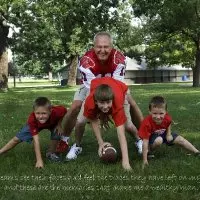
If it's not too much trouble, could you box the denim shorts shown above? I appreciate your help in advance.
[16,124,61,144]
[149,131,178,146]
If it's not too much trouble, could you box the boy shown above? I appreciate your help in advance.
[0,97,69,168]
[139,96,200,167]
[81,77,139,171]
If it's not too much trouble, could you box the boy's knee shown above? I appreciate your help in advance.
[174,135,185,144]
[153,137,163,146]
[12,137,21,143]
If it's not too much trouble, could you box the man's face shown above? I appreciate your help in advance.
[34,106,51,124]
[94,35,112,62]
[149,106,166,125]
[96,100,113,113]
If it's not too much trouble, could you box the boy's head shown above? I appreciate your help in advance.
[149,96,167,125]
[33,97,52,124]
[94,84,114,113]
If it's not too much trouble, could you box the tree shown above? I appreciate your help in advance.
[0,9,9,91]
[131,0,200,87]
[5,0,128,86]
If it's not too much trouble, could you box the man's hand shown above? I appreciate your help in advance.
[98,142,112,156]
[35,160,44,168]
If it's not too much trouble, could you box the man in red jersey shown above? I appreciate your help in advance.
[62,32,143,160]
[0,97,68,168]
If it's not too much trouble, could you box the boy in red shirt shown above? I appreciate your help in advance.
[139,96,200,168]
[83,77,137,170]
[0,97,68,168]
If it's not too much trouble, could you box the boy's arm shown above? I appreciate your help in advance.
[116,125,132,171]
[90,118,111,156]
[33,134,44,168]
[166,124,173,142]
[142,139,149,167]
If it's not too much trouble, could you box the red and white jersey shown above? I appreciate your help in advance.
[79,48,126,88]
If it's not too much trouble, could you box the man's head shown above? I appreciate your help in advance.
[33,97,52,124]
[94,84,114,113]
[93,32,113,63]
[149,96,167,125]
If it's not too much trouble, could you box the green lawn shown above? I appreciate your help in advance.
[0,82,200,200]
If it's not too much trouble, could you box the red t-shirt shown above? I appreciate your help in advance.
[27,106,67,136]
[83,77,127,127]
[139,113,172,140]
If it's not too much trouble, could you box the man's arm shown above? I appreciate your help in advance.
[33,134,44,168]
[127,93,143,129]
[116,125,132,171]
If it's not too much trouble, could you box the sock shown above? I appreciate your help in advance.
[61,136,69,143]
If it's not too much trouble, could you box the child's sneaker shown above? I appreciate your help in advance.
[56,140,69,153]
[46,152,61,162]
[66,143,82,160]
[147,152,155,159]
[135,139,143,154]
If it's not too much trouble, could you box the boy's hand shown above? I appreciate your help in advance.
[122,162,132,171]
[98,142,112,156]
[166,134,173,143]
[142,160,149,170]
[35,160,44,168]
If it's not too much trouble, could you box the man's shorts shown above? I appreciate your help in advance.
[149,131,179,146]
[73,84,89,101]
[16,124,61,144]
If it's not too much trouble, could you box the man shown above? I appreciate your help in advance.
[62,32,143,160]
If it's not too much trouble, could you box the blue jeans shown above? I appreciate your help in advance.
[16,124,61,143]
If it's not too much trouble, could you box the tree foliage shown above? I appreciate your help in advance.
[131,0,200,86]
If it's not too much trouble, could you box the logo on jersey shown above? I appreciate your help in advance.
[114,51,125,65]
[80,56,95,69]
[154,129,166,135]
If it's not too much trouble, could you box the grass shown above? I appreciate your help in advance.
[0,82,200,200]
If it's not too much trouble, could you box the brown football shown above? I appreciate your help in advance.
[100,146,117,163]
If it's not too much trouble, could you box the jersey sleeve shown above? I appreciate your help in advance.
[27,113,39,136]
[79,56,96,89]
[112,51,126,82]
[138,119,152,140]
[54,106,67,118]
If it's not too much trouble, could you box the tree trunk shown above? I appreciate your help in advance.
[67,55,78,86]
[48,70,53,81]
[193,49,200,87]
[0,50,8,91]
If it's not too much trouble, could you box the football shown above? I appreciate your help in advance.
[100,145,117,163]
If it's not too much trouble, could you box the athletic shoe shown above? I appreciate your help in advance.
[56,140,69,153]
[46,152,61,162]
[66,143,82,160]
[147,152,155,159]
[135,139,143,154]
